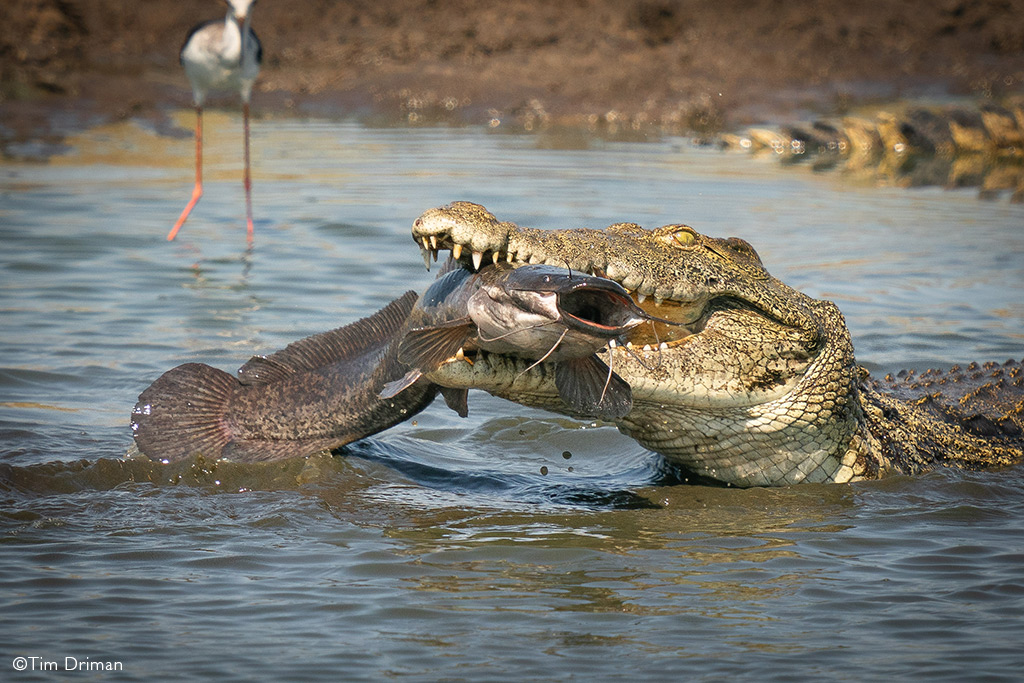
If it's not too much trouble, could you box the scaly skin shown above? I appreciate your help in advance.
[410,202,1024,486]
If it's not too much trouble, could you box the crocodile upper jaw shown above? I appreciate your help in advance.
[410,202,822,411]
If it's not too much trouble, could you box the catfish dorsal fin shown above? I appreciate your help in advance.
[238,291,419,385]
[396,318,474,371]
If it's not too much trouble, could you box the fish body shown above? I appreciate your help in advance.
[383,262,649,418]
[131,293,447,463]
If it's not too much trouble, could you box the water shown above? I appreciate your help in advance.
[2,113,1023,681]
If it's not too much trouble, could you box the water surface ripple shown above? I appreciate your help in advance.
[1,118,1022,681]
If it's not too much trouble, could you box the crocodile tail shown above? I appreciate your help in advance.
[131,362,238,462]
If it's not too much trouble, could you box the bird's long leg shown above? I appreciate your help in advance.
[242,101,254,244]
[168,105,204,241]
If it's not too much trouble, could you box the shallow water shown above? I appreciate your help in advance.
[1,113,1023,681]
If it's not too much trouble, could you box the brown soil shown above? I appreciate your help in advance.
[2,0,1024,150]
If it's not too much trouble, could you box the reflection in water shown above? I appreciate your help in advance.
[752,146,1024,201]
[722,103,1024,201]
[183,242,255,281]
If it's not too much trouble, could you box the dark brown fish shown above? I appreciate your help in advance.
[131,293,465,463]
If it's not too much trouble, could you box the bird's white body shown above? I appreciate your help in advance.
[181,2,261,106]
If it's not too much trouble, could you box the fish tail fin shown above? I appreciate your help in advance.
[131,362,238,462]
[555,356,633,420]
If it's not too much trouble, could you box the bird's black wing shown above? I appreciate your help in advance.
[180,19,220,63]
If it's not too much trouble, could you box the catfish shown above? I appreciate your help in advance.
[381,261,650,419]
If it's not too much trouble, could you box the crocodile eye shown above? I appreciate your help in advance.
[671,228,697,248]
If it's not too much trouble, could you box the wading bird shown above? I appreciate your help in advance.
[168,0,262,243]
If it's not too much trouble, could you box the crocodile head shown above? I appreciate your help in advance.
[411,202,874,487]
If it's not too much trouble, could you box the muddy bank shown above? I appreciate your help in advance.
[2,0,1024,150]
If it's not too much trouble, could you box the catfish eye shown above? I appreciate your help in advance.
[671,228,697,248]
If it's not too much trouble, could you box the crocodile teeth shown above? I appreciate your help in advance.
[506,251,515,264]
[421,237,430,251]
[636,292,646,303]
[429,235,438,250]
[472,251,483,271]
[492,252,501,266]
[452,244,463,260]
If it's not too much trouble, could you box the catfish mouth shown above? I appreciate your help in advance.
[419,241,706,349]
[557,287,644,336]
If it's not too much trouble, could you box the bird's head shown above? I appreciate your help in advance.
[225,0,257,22]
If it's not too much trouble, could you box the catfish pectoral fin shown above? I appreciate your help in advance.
[379,368,423,399]
[132,362,238,462]
[594,371,633,420]
[440,387,470,418]
[397,318,474,370]
[555,356,633,420]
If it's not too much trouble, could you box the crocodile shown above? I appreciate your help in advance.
[409,201,1024,486]
[720,102,1024,202]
